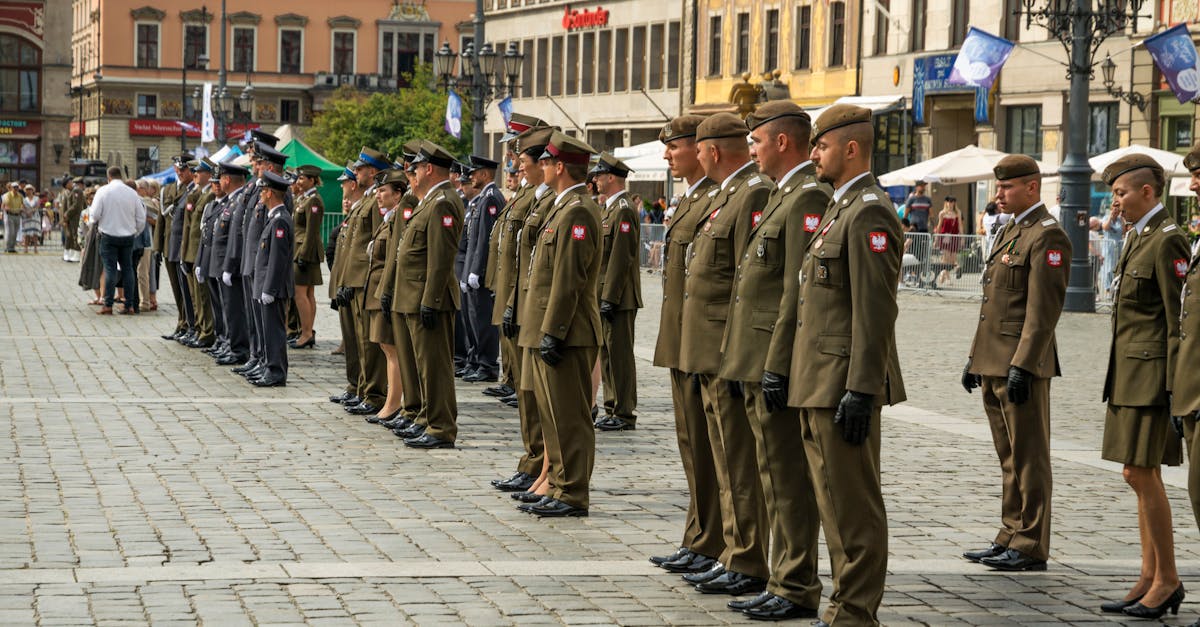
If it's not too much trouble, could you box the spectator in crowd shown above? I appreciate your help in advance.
[934,195,964,285]
[78,188,104,304]
[19,185,42,253]
[1088,216,1104,300]
[978,201,1007,258]
[2,181,24,252]
[136,178,161,312]
[1100,200,1124,293]
[90,166,146,314]
[904,180,933,232]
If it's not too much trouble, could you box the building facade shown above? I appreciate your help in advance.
[72,0,472,177]
[1,0,73,188]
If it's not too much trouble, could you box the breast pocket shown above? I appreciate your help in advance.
[706,222,733,267]
[812,241,844,288]
[538,229,557,271]
[404,222,427,257]
[751,225,782,268]
[997,259,1028,291]
[1121,263,1154,302]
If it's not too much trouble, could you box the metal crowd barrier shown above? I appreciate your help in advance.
[640,222,666,272]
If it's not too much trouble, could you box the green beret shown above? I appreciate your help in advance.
[296,164,323,184]
[1101,153,1162,186]
[812,104,871,144]
[1184,141,1200,173]
[746,101,810,132]
[696,113,748,142]
[992,154,1041,181]
[659,115,706,143]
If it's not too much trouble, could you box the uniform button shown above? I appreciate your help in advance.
[982,296,988,303]
[798,298,805,305]
[797,321,802,327]
[736,297,740,302]
[980,314,985,320]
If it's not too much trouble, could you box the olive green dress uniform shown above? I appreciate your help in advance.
[517,181,602,509]
[789,108,905,624]
[344,184,387,408]
[490,182,533,393]
[678,154,772,581]
[597,189,643,425]
[64,186,84,252]
[724,154,829,608]
[366,204,399,344]
[378,190,421,419]
[328,193,362,399]
[1176,145,1200,531]
[653,168,724,560]
[293,187,324,285]
[157,177,188,334]
[184,182,216,343]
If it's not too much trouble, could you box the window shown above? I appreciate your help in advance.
[873,0,889,56]
[950,1,970,47]
[735,13,750,74]
[1006,106,1043,157]
[521,39,534,98]
[0,34,40,113]
[280,98,300,124]
[910,0,927,52]
[1164,116,1193,152]
[708,15,722,76]
[280,29,302,73]
[764,10,779,72]
[381,31,435,85]
[631,26,646,90]
[667,21,680,89]
[233,27,254,73]
[597,31,611,92]
[550,35,563,96]
[581,32,595,94]
[535,38,548,97]
[184,24,208,69]
[829,2,846,67]
[1003,0,1024,41]
[1088,103,1118,155]
[135,23,159,68]
[333,31,355,75]
[795,6,811,70]
[136,147,159,177]
[614,28,628,91]
[136,94,156,118]
[566,33,578,96]
[649,23,664,90]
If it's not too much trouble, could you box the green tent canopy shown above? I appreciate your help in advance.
[277,135,344,246]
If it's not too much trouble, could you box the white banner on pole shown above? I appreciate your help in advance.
[201,82,215,143]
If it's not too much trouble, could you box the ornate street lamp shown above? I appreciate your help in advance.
[1100,54,1148,112]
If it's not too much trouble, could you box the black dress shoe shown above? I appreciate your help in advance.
[177,331,197,345]
[742,594,818,620]
[1123,586,1185,619]
[216,354,246,366]
[404,433,454,449]
[728,591,773,611]
[499,394,518,403]
[1101,594,1144,613]
[381,417,411,431]
[511,491,545,503]
[191,338,215,349]
[814,621,830,627]
[663,552,718,574]
[595,415,635,431]
[483,384,515,398]
[341,395,363,407]
[454,367,469,378]
[979,548,1047,571]
[493,472,535,492]
[963,543,1006,562]
[503,398,519,408]
[329,391,353,403]
[251,376,286,387]
[463,371,498,383]
[161,331,180,340]
[242,366,265,380]
[682,564,726,584]
[650,547,690,567]
[233,360,258,373]
[346,402,381,416]
[517,496,552,512]
[528,497,587,517]
[395,423,426,439]
[696,570,767,595]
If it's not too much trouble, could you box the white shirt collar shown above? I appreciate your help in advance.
[831,171,871,202]
[555,182,587,206]
[685,176,710,197]
[423,179,449,201]
[534,183,550,200]
[720,161,755,191]
[776,161,812,189]
[605,189,627,208]
[1014,201,1045,225]
[1133,203,1164,234]
[268,203,286,217]
[520,177,527,187]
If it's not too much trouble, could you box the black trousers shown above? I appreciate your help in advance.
[260,297,289,381]
[242,275,262,362]
[221,276,250,358]
[164,259,189,331]
[174,261,195,328]
[465,287,499,376]
[100,234,135,309]
[207,276,227,342]
[453,307,470,369]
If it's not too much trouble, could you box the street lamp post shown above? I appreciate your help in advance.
[1013,0,1148,314]
[180,62,190,152]
[217,0,228,145]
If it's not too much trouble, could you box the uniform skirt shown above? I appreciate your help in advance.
[294,261,324,286]
[368,308,393,345]
[1102,404,1182,467]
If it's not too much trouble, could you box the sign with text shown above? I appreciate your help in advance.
[129,119,259,138]
[0,119,41,136]
[913,53,990,125]
[563,5,609,30]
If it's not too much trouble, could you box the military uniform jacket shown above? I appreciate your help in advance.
[1172,238,1200,416]
[253,205,295,299]
[342,187,380,289]
[222,185,248,277]
[652,178,717,369]
[194,193,224,279]
[487,184,529,296]
[167,183,195,262]
[390,181,465,314]
[239,185,265,277]
[455,195,473,281]
[293,188,324,265]
[678,164,771,375]
[788,173,906,408]
[516,184,602,350]
[153,182,177,255]
[507,187,557,326]
[490,184,535,323]
[967,203,1071,379]
[1102,208,1188,407]
[374,192,419,304]
[599,191,643,310]
[209,187,244,278]
[182,185,213,264]
[365,207,397,312]
[722,164,830,381]
[66,189,84,224]
[466,182,504,284]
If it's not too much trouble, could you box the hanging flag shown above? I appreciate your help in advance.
[200,82,215,143]
[445,90,463,139]
[1145,23,1200,103]
[497,96,513,127]
[947,27,1015,89]
[174,120,200,133]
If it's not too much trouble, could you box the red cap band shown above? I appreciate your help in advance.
[546,143,590,165]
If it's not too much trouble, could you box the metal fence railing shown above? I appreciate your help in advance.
[641,223,666,272]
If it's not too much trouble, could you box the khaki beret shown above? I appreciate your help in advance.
[412,141,456,169]
[589,151,634,178]
[1101,153,1163,186]
[1184,140,1200,173]
[296,164,323,184]
[812,104,872,144]
[696,113,748,142]
[992,154,1041,181]
[746,101,810,132]
[659,115,706,143]
[539,131,596,165]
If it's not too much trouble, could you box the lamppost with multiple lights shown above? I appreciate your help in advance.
[1012,0,1148,313]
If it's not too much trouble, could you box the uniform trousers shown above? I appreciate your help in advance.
[743,383,821,608]
[465,288,500,376]
[184,263,214,341]
[669,368,725,559]
[241,275,262,363]
[171,261,195,331]
[206,277,226,342]
[396,311,458,442]
[981,375,1051,561]
[390,311,423,422]
[339,300,362,395]
[259,297,289,381]
[798,405,886,627]
[221,277,250,358]
[529,345,598,509]
[512,343,544,476]
[64,217,80,251]
[454,308,470,369]
[600,309,638,423]
[698,374,768,579]
[499,334,516,389]
[350,290,387,407]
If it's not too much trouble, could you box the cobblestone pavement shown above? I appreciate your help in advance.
[2,254,1199,626]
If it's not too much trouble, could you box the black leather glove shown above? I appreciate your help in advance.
[502,306,519,338]
[419,305,438,329]
[726,379,744,399]
[761,371,789,413]
[380,292,393,312]
[1172,415,1186,440]
[336,287,353,307]
[833,390,874,445]
[296,260,307,272]
[599,299,616,322]
[961,360,981,394]
[1006,366,1031,405]
[539,334,564,367]
[329,298,339,311]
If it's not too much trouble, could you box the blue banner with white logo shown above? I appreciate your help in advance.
[497,96,513,127]
[1145,23,1200,104]
[444,90,463,139]
[913,54,990,125]
[947,27,1014,89]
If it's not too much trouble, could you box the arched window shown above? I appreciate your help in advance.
[0,34,40,113]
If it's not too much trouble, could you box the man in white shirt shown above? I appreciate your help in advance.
[91,166,146,314]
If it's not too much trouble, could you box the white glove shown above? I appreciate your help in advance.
[194,267,202,281]
[366,241,374,258]
[261,292,275,305]
[468,273,480,289]
[459,281,468,293]
[222,272,232,286]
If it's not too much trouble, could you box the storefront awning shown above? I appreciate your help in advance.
[804,95,906,119]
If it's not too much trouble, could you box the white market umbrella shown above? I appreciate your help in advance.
[1089,144,1183,181]
[878,145,1057,187]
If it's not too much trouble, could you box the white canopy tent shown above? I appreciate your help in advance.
[1089,144,1183,181]
[612,141,669,182]
[878,145,1058,187]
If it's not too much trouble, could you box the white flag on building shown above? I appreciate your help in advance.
[201,82,215,143]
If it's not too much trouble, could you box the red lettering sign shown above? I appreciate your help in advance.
[562,5,610,30]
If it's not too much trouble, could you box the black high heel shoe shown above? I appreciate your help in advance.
[290,334,316,349]
[1100,593,1143,613]
[1123,585,1185,619]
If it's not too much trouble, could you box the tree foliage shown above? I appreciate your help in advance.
[307,64,472,167]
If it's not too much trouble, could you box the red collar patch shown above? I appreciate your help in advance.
[403,209,413,220]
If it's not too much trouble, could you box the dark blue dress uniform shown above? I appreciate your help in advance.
[252,172,295,386]
[462,158,505,381]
